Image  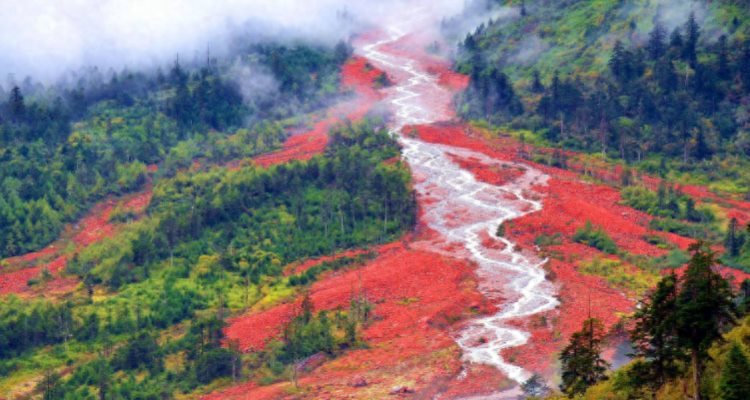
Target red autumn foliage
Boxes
[252,118,333,167]
[284,248,373,277]
[213,239,491,399]
[0,188,153,297]
[248,56,386,169]
[0,255,68,296]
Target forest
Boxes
[0,118,415,398]
[456,0,750,196]
[0,37,352,259]
[454,2,750,399]
[0,24,418,396]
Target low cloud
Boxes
[1,0,468,83]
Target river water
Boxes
[360,18,559,386]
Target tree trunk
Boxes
[691,350,701,400]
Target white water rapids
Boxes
[360,21,559,386]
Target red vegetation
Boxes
[446,152,525,187]
[214,238,493,398]
[284,248,372,277]
[666,264,750,288]
[410,122,699,375]
[3,246,58,268]
[72,202,117,248]
[249,56,386,169]
[0,255,68,296]
[0,188,153,297]
[253,118,333,167]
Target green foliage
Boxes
[719,343,750,400]
[630,272,682,388]
[0,38,350,259]
[676,243,737,380]
[649,218,716,241]
[560,318,609,397]
[622,183,714,222]
[579,257,657,296]
[457,64,523,123]
[535,232,563,247]
[657,248,691,269]
[6,119,411,397]
[0,297,78,359]
[195,348,238,384]
[496,222,506,238]
[275,296,366,367]
[111,332,163,372]
[457,1,750,205]
[573,220,618,254]
[288,253,376,286]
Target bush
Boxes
[195,348,236,384]
[648,218,709,240]
[112,332,163,372]
[573,221,618,254]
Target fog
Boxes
[657,0,707,32]
[1,0,466,83]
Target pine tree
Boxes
[648,21,667,60]
[560,318,609,397]
[725,218,744,258]
[670,28,683,50]
[609,41,627,81]
[719,343,750,400]
[9,86,25,122]
[717,35,731,80]
[37,370,63,400]
[676,242,736,400]
[522,373,550,398]
[741,40,750,92]
[531,70,545,93]
[683,13,700,65]
[630,272,683,387]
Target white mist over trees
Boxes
[0,0,467,83]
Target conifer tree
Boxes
[630,272,682,387]
[648,21,667,60]
[719,343,750,400]
[676,242,736,400]
[725,218,744,258]
[560,318,609,397]
[9,86,25,122]
[683,13,700,65]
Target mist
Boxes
[656,0,708,32]
[1,0,465,84]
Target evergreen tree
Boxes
[719,343,750,400]
[741,41,750,92]
[609,41,627,81]
[334,40,353,65]
[716,35,731,80]
[693,130,711,160]
[648,21,667,60]
[676,242,736,400]
[670,28,683,50]
[9,86,25,122]
[531,70,545,93]
[522,373,550,398]
[655,58,678,92]
[630,272,682,387]
[560,318,609,397]
[725,218,744,258]
[683,13,700,65]
[739,279,750,316]
[37,370,64,400]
